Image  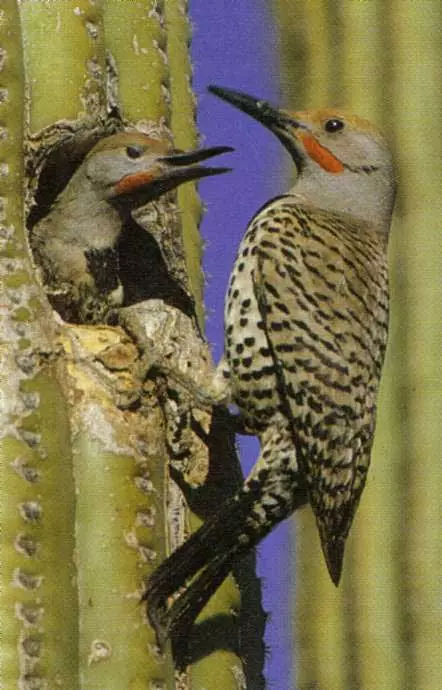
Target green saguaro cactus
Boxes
[272,2,441,689]
[0,2,261,688]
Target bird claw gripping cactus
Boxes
[29,132,232,324]
[144,85,396,649]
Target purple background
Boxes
[190,3,294,687]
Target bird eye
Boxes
[324,119,345,133]
[125,145,144,159]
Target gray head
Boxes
[81,131,232,208]
[209,86,396,235]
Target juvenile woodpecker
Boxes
[30,132,231,323]
[145,86,396,647]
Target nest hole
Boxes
[26,123,194,323]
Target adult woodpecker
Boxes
[30,132,232,323]
[144,86,396,648]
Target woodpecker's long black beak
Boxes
[208,85,306,172]
[111,145,233,206]
[161,145,233,167]
[158,144,234,184]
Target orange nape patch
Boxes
[113,170,157,196]
[300,134,345,173]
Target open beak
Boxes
[157,144,234,184]
[208,85,307,172]
[112,145,233,205]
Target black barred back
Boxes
[224,197,389,546]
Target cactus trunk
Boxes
[0,2,261,688]
[272,1,441,689]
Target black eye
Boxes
[126,145,144,159]
[324,119,345,133]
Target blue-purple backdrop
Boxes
[190,3,293,687]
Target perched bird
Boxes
[145,86,396,648]
[30,132,232,323]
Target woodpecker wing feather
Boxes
[241,198,389,555]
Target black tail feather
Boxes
[159,552,237,651]
[143,491,257,647]
[144,477,308,648]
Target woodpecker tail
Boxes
[143,489,258,650]
[144,479,307,649]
